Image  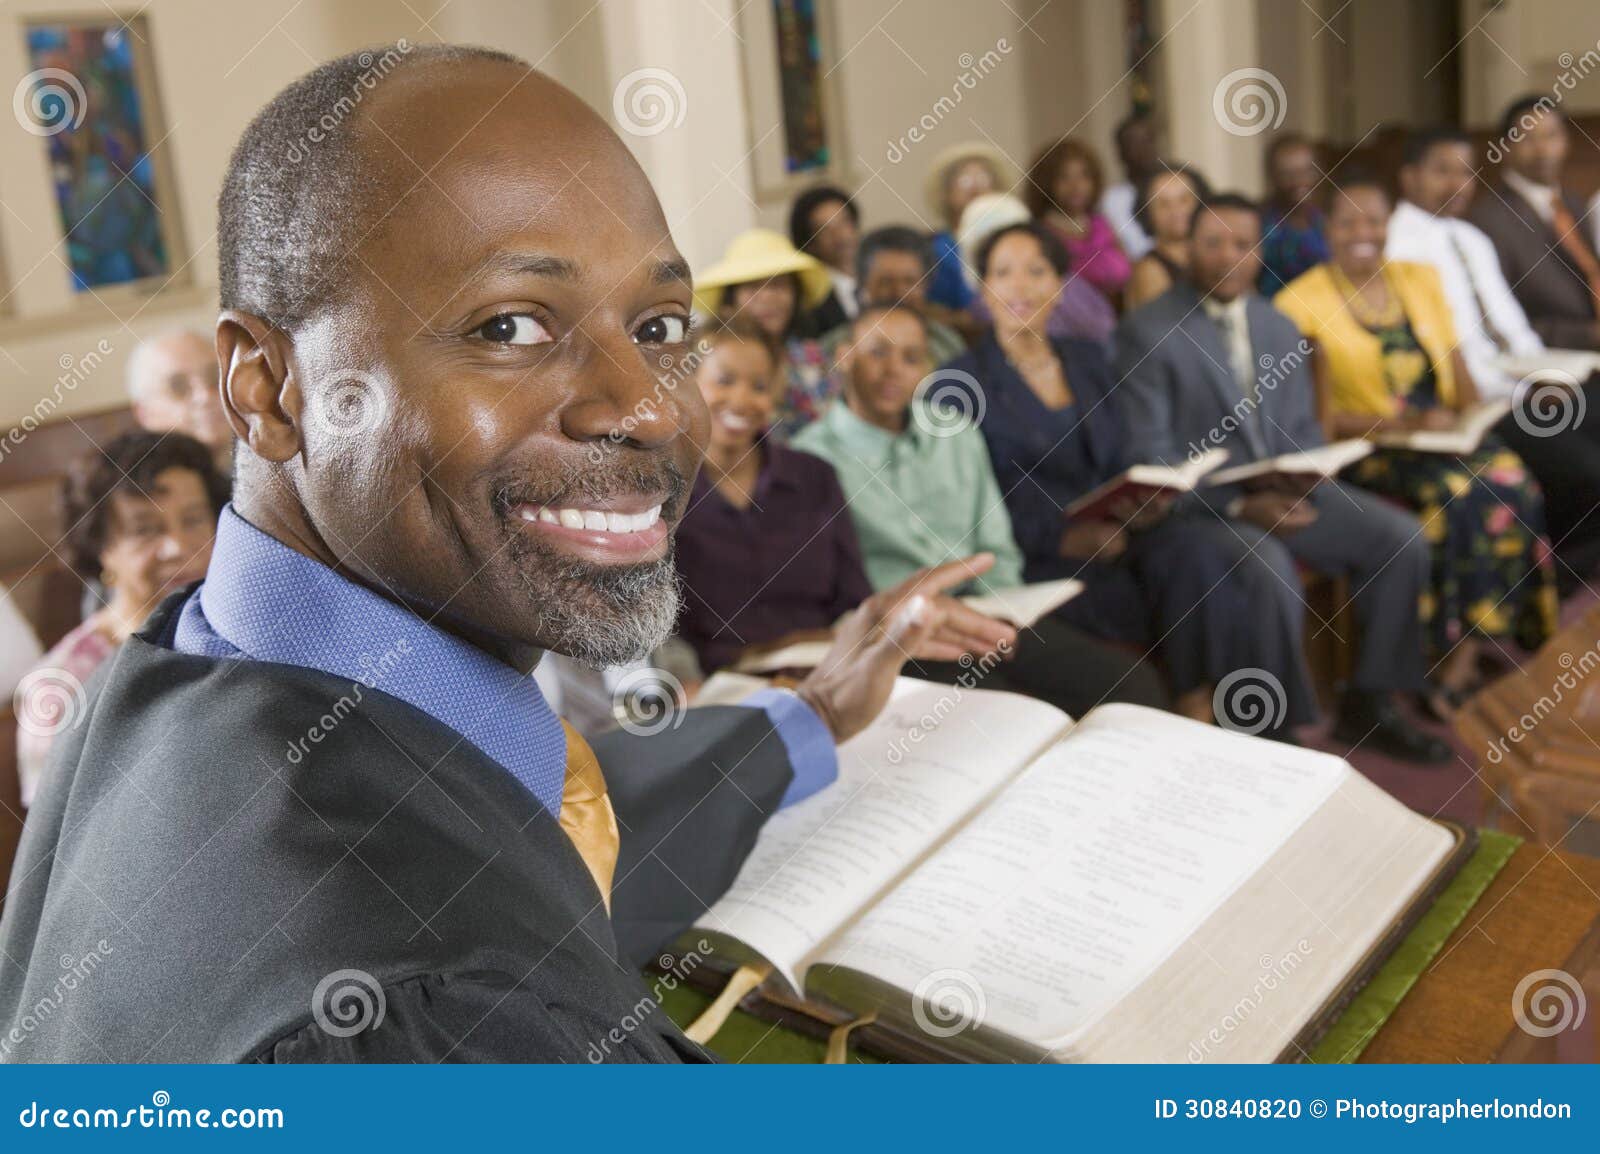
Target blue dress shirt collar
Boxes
[172,505,568,815]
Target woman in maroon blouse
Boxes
[674,315,872,674]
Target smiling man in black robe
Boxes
[0,44,1012,1063]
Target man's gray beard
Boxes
[513,546,682,669]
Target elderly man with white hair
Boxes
[125,327,234,469]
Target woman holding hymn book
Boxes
[938,222,1286,724]
[1275,174,1559,715]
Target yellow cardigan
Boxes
[1273,260,1460,416]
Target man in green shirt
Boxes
[794,304,1168,716]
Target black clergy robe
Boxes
[0,596,796,1062]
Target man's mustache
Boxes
[493,452,690,520]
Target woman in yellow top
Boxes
[1275,174,1557,716]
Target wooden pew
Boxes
[0,406,137,647]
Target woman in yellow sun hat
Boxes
[694,229,838,435]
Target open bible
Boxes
[1371,399,1512,455]
[1205,439,1373,496]
[679,678,1466,1062]
[1493,349,1600,383]
[729,579,1083,675]
[1062,448,1228,520]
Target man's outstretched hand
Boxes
[794,554,1018,744]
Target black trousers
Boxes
[1494,404,1600,591]
[906,614,1171,719]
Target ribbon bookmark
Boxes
[683,963,772,1044]
[825,1011,878,1064]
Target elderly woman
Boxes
[17,431,227,806]
[941,221,1286,724]
[1122,163,1210,310]
[694,228,837,435]
[1025,138,1131,301]
[1276,174,1559,714]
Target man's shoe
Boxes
[1332,694,1451,764]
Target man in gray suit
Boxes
[1115,193,1447,762]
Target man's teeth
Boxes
[522,504,663,534]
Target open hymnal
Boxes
[1371,399,1512,455]
[1205,439,1373,495]
[1493,349,1600,383]
[1063,448,1228,520]
[728,579,1084,675]
[681,678,1463,1063]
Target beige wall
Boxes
[1460,0,1600,127]
[819,0,1031,229]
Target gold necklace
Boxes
[1330,263,1404,329]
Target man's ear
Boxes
[216,310,301,463]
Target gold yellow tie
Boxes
[557,721,619,911]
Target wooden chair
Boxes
[0,406,136,646]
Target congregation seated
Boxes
[1389,126,1600,591]
[1115,193,1448,761]
[1274,174,1560,714]
[820,226,966,367]
[1025,138,1131,302]
[674,316,872,674]
[792,301,1170,716]
[1469,95,1600,352]
[693,229,835,435]
[16,430,227,807]
[1257,133,1328,296]
[923,142,1016,311]
[787,183,862,336]
[958,192,1116,347]
[1122,161,1210,311]
[940,221,1276,724]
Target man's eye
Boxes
[635,315,689,345]
[478,314,552,345]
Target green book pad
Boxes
[1307,828,1522,1063]
[659,830,1523,1064]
